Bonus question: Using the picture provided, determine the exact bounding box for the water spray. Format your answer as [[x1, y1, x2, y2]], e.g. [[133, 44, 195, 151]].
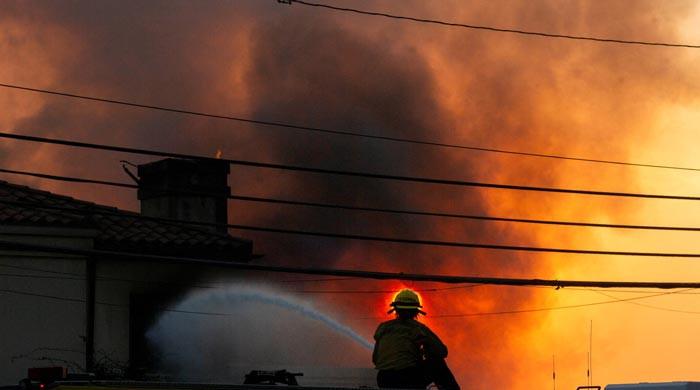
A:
[[157, 286, 374, 351]]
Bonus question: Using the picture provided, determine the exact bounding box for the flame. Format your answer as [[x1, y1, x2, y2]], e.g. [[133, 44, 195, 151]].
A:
[[215, 149, 222, 159]]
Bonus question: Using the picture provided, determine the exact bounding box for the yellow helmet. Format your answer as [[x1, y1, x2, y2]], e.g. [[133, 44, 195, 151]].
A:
[[388, 289, 426, 315]]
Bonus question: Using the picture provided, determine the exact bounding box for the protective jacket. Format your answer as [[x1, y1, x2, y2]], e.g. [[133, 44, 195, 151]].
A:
[[372, 318, 448, 371]]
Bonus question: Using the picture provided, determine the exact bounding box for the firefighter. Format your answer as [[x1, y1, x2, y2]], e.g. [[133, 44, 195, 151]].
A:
[[372, 289, 460, 390]]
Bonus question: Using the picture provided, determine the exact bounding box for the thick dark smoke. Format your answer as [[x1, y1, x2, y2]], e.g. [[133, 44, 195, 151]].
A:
[[1, 1, 699, 388]]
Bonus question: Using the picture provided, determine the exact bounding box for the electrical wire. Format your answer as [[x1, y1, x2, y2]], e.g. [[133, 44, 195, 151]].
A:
[[2, 189, 700, 257], [2, 239, 700, 288], [430, 290, 688, 317], [4, 263, 697, 296], [357, 290, 692, 319], [0, 262, 477, 292], [1, 285, 695, 318], [0, 261, 86, 276], [591, 289, 700, 314], [0, 271, 479, 293], [228, 224, 700, 257], [1, 83, 699, 172], [5, 172, 700, 233], [3, 134, 700, 200], [231, 195, 700, 232], [284, 0, 700, 49]]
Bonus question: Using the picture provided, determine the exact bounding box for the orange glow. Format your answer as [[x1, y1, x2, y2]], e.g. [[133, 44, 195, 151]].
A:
[[3, 2, 700, 389]]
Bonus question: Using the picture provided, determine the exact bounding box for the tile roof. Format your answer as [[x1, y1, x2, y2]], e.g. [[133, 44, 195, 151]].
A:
[[0, 180, 252, 261]]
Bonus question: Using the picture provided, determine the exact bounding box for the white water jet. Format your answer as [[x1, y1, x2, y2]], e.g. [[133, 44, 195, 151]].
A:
[[173, 286, 373, 350], [146, 285, 375, 384]]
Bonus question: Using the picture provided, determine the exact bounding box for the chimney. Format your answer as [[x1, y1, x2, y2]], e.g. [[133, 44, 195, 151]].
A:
[[137, 158, 230, 233]]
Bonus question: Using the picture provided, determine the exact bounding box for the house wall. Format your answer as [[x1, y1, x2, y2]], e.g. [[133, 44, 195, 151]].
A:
[[93, 260, 227, 376], [0, 225, 243, 383], [0, 226, 95, 385]]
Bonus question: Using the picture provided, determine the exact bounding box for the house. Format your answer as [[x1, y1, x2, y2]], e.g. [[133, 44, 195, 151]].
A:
[[0, 158, 252, 384]]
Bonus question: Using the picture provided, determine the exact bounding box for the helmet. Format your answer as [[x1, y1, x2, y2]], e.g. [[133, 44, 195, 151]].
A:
[[388, 289, 426, 315]]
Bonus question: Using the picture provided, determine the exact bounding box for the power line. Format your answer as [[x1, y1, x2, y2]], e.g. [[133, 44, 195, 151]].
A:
[[2, 239, 700, 288], [358, 290, 693, 319], [0, 284, 694, 319], [591, 290, 700, 314], [2, 173, 700, 257], [0, 272, 84, 281], [5, 263, 688, 297], [0, 270, 479, 294], [423, 291, 692, 317], [0, 83, 698, 172], [4, 261, 700, 296], [3, 133, 700, 200], [0, 286, 234, 316], [0, 262, 86, 277], [231, 195, 700, 232], [4, 178, 700, 234], [6, 262, 698, 298], [284, 0, 700, 49], [229, 224, 700, 257], [3, 188, 700, 258]]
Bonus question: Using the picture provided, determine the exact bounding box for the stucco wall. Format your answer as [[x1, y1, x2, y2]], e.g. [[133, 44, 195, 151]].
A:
[[0, 227, 95, 385], [0, 225, 242, 383]]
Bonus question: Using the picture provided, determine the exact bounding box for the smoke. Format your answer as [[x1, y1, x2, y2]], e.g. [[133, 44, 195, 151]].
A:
[[146, 285, 374, 385], [2, 1, 700, 388]]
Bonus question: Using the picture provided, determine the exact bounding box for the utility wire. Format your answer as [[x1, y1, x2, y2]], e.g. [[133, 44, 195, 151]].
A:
[[6, 263, 698, 296], [2, 239, 700, 288], [3, 263, 699, 316], [4, 177, 700, 233], [5, 262, 698, 297], [424, 291, 690, 317], [284, 0, 700, 49], [0, 83, 699, 172], [231, 195, 700, 232], [591, 289, 700, 314], [357, 290, 692, 319], [0, 271, 479, 293], [228, 224, 700, 257], [0, 261, 86, 277], [3, 133, 700, 200], [2, 187, 700, 257], [2, 171, 700, 256], [0, 284, 694, 318], [0, 286, 232, 316]]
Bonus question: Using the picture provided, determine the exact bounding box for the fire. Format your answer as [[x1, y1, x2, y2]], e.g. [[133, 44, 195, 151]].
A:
[[215, 149, 222, 159]]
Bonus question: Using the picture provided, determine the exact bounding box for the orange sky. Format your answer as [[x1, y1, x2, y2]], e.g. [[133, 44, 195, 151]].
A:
[[2, 1, 700, 389]]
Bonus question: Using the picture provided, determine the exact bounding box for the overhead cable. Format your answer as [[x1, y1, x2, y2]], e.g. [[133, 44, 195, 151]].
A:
[[591, 290, 700, 314], [0, 271, 478, 293], [3, 262, 696, 296], [231, 195, 700, 232], [283, 0, 700, 49], [357, 290, 692, 319], [2, 239, 700, 287], [2, 190, 700, 257], [3, 179, 700, 233], [1, 83, 699, 172], [229, 224, 700, 257], [3, 285, 691, 318], [1, 174, 700, 256], [2, 133, 700, 200]]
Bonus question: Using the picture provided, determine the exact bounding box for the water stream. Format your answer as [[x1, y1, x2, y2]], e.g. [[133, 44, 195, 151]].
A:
[[178, 286, 374, 350]]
